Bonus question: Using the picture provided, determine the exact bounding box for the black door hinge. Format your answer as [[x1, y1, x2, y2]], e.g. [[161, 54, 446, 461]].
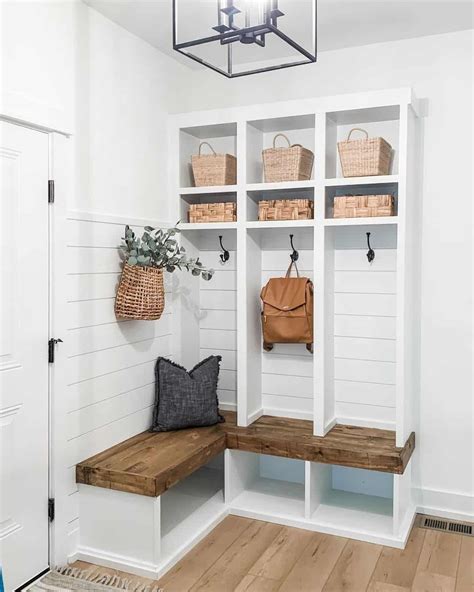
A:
[[48, 338, 63, 363], [48, 180, 55, 204], [48, 498, 55, 522]]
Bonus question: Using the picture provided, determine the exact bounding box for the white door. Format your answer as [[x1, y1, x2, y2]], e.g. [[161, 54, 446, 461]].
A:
[[0, 122, 49, 591]]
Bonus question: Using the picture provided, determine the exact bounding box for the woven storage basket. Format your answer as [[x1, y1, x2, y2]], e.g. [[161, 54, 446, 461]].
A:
[[188, 202, 237, 223], [191, 142, 237, 187], [333, 194, 395, 218], [337, 128, 392, 177], [259, 199, 314, 221], [262, 134, 314, 183], [115, 264, 165, 320]]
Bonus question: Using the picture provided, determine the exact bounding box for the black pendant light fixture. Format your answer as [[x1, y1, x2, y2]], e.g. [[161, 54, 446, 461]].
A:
[[173, 0, 317, 78]]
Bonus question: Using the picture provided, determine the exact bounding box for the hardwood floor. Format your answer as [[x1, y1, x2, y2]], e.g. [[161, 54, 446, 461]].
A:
[[72, 516, 473, 591]]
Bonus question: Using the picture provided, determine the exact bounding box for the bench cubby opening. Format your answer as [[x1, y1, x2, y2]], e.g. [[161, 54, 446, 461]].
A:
[[226, 450, 306, 520], [306, 463, 395, 542], [160, 453, 226, 561]]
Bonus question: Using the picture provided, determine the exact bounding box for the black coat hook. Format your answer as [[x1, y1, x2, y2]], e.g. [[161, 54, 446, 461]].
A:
[[219, 235, 230, 265], [366, 232, 375, 263], [289, 234, 299, 263]]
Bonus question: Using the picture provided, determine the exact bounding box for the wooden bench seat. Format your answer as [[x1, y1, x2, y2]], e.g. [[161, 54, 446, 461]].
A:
[[76, 411, 415, 497]]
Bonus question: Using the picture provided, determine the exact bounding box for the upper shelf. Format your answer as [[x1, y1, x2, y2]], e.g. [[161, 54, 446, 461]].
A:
[[180, 185, 238, 196], [325, 175, 399, 187], [247, 180, 315, 192], [325, 216, 399, 227]]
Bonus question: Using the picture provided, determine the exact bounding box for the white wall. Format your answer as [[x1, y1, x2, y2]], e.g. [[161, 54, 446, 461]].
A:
[[171, 30, 474, 519]]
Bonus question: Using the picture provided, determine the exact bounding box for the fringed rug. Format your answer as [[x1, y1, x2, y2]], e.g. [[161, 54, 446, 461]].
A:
[[27, 567, 162, 592]]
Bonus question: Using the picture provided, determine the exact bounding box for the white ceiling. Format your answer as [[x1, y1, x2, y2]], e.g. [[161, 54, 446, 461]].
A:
[[85, 0, 474, 70]]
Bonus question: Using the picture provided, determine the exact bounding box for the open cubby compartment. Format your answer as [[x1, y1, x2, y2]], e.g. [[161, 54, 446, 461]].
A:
[[179, 122, 238, 189], [325, 180, 399, 220], [325, 105, 400, 180], [177, 228, 237, 411], [246, 114, 316, 184], [316, 224, 398, 434], [306, 463, 394, 542], [160, 453, 226, 561], [247, 184, 315, 222], [226, 450, 306, 520], [179, 189, 238, 224], [242, 226, 315, 424]]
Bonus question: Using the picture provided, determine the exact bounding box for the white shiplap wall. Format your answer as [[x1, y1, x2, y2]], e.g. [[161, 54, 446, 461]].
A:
[[199, 249, 237, 409], [334, 248, 397, 428], [63, 213, 172, 553], [261, 249, 314, 419]]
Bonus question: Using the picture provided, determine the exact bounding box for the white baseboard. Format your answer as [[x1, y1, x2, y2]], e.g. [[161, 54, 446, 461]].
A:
[[414, 487, 474, 522]]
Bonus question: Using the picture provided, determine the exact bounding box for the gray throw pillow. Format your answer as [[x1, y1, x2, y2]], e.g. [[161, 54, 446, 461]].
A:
[[151, 356, 225, 432]]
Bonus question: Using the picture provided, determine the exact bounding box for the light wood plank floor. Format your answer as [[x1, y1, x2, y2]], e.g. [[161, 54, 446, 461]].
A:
[[72, 516, 474, 591]]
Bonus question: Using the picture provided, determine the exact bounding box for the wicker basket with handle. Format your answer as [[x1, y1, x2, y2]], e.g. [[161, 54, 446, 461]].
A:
[[191, 142, 237, 187], [115, 264, 165, 320], [259, 199, 314, 221], [189, 202, 237, 223], [337, 128, 392, 177], [262, 134, 314, 183], [333, 194, 395, 218]]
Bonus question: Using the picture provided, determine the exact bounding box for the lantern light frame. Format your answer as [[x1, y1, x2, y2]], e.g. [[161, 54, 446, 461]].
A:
[[172, 0, 317, 78]]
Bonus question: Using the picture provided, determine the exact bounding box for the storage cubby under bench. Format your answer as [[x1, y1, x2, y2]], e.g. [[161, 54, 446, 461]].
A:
[[75, 411, 415, 578]]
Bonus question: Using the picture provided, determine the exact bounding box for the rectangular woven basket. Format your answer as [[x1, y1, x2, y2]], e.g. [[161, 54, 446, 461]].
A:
[[258, 199, 314, 221], [262, 134, 314, 183], [333, 194, 395, 218], [188, 202, 237, 223], [191, 142, 237, 187], [338, 128, 392, 177]]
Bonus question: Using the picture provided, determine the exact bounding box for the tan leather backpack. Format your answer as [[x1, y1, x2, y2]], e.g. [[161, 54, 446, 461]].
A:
[[260, 262, 313, 353]]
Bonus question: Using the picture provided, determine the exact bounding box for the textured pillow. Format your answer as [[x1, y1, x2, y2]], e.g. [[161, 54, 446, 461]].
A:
[[151, 356, 225, 432]]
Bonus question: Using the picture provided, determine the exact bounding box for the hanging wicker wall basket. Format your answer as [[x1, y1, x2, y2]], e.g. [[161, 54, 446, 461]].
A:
[[115, 264, 165, 321]]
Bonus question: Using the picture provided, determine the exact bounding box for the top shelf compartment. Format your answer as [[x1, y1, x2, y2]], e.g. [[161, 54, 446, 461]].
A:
[[179, 122, 238, 188], [325, 105, 400, 180], [247, 114, 316, 185]]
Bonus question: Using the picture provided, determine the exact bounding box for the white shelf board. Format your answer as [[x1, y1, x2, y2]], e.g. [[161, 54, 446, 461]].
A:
[[311, 490, 394, 537], [230, 478, 305, 519], [179, 222, 238, 231], [246, 219, 314, 229], [179, 185, 238, 195], [325, 216, 399, 227], [325, 175, 399, 187], [247, 180, 315, 192]]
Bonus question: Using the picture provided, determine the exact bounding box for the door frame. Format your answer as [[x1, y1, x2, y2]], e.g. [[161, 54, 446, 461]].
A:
[[1, 114, 72, 575]]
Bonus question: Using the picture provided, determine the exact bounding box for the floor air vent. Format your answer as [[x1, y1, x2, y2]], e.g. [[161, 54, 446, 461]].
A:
[[448, 522, 473, 535], [419, 515, 473, 537]]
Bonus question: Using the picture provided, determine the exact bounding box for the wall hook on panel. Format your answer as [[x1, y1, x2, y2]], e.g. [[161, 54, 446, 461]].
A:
[[366, 232, 375, 263], [219, 235, 230, 265], [289, 234, 299, 263]]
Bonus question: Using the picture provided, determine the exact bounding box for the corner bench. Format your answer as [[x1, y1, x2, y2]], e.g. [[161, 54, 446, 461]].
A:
[[75, 412, 415, 577]]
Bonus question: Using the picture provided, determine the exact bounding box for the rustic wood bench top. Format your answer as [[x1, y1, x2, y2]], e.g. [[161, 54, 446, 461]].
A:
[[76, 411, 415, 497]]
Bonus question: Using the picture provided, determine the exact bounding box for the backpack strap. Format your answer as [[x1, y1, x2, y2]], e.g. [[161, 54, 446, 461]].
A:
[[285, 261, 300, 278]]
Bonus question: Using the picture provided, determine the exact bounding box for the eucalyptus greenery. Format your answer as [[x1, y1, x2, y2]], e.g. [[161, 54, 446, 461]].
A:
[[120, 225, 214, 281]]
